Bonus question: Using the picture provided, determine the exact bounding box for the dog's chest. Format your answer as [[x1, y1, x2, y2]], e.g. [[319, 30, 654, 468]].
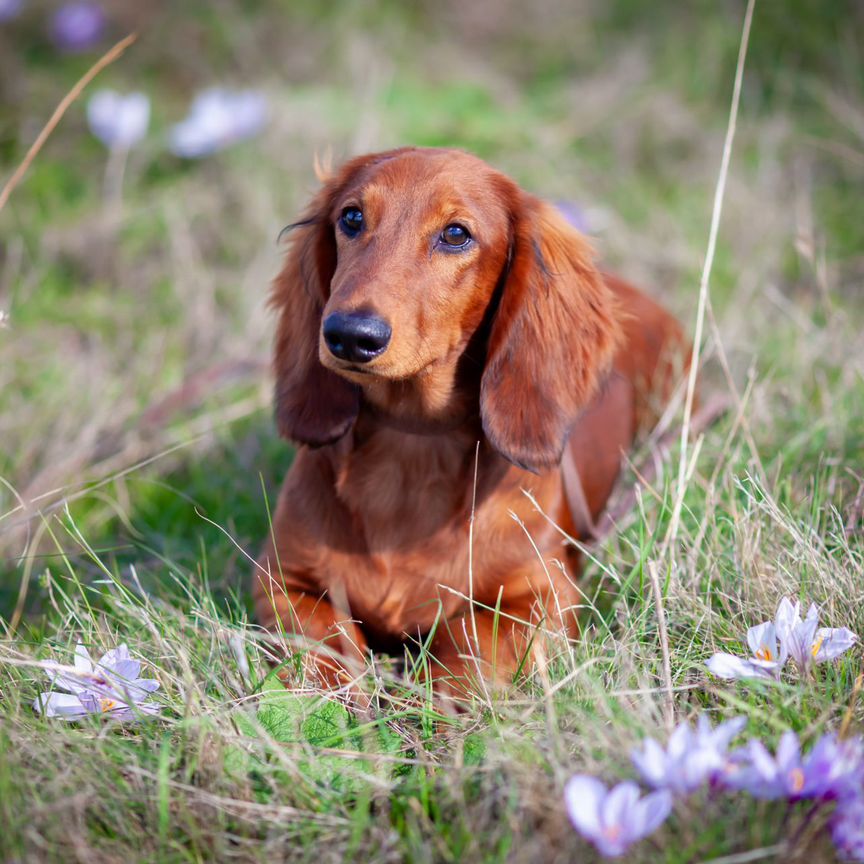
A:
[[324, 434, 562, 636]]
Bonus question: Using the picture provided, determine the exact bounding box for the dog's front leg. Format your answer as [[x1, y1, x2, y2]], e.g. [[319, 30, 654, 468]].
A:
[[426, 608, 536, 702], [254, 570, 368, 693]]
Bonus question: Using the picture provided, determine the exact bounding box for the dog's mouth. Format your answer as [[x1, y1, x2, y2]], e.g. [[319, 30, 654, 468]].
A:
[[322, 351, 437, 384], [321, 355, 378, 379]]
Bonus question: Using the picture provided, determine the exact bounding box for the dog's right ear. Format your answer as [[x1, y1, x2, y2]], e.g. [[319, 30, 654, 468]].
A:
[[270, 180, 360, 446]]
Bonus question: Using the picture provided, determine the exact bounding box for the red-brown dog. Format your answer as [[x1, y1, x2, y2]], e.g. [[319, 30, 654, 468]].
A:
[[255, 147, 686, 697]]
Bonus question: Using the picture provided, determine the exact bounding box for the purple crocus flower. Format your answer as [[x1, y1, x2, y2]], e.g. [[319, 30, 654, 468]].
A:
[[632, 715, 747, 795], [723, 730, 857, 801], [724, 731, 810, 799], [707, 619, 787, 681], [564, 775, 672, 858], [33, 643, 161, 721], [775, 598, 857, 673], [50, 2, 105, 53], [87, 90, 150, 149], [801, 733, 864, 801], [168, 88, 267, 158], [0, 0, 23, 23], [831, 792, 864, 862]]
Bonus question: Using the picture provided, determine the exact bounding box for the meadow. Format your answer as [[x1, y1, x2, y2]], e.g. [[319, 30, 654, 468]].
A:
[[1, 1, 863, 861]]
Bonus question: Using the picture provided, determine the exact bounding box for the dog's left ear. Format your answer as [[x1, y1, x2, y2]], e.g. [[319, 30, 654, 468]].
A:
[[480, 195, 620, 472]]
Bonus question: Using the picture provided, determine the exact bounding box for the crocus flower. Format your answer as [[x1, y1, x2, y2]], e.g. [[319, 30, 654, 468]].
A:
[[0, 0, 22, 23], [724, 731, 811, 799], [706, 619, 787, 681], [725, 729, 864, 805], [33, 643, 160, 721], [707, 598, 857, 680], [831, 792, 864, 862], [50, 2, 105, 53], [565, 775, 672, 858], [87, 90, 150, 149], [168, 88, 267, 158], [632, 715, 747, 795], [799, 733, 864, 801], [775, 597, 857, 673]]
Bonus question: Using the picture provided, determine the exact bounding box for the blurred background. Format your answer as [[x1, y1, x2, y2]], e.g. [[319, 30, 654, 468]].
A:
[[1, 0, 862, 620]]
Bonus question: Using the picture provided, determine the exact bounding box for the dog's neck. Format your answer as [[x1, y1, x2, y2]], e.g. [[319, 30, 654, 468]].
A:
[[329, 365, 511, 536], [355, 355, 482, 437]]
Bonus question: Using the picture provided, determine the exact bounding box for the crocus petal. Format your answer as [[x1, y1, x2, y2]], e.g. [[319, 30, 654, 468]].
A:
[[748, 656, 783, 671], [44, 643, 95, 692], [231, 91, 267, 138], [813, 627, 858, 662], [746, 621, 777, 660], [747, 739, 780, 782], [87, 91, 150, 148], [783, 618, 817, 670], [73, 643, 93, 673], [98, 644, 131, 668], [706, 653, 773, 680], [48, 673, 89, 694], [679, 747, 724, 792], [636, 789, 673, 836], [33, 692, 87, 718], [802, 733, 864, 799], [709, 717, 748, 750], [0, 0, 23, 23], [774, 597, 801, 641], [564, 774, 605, 838], [598, 781, 642, 857], [666, 724, 693, 759], [106, 658, 142, 684], [631, 738, 668, 787], [830, 794, 864, 860], [800, 612, 820, 651], [168, 88, 267, 158], [601, 780, 641, 830], [127, 677, 160, 695], [775, 731, 802, 771], [727, 740, 787, 799], [50, 2, 105, 53]]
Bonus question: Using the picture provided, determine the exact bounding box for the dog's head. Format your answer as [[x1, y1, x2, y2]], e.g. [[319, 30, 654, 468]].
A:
[[271, 147, 619, 472]]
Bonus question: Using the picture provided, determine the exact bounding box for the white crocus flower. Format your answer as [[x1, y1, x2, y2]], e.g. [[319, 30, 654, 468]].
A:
[[775, 598, 858, 673], [708, 597, 858, 682], [168, 88, 267, 158], [87, 90, 150, 149], [706, 620, 787, 681], [33, 643, 161, 721]]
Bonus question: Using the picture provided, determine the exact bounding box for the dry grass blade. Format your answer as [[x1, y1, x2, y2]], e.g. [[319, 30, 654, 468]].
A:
[[0, 33, 138, 213], [647, 560, 675, 731], [664, 0, 756, 555]]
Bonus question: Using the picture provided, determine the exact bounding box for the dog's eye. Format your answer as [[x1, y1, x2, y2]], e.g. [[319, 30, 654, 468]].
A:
[[340, 207, 364, 236], [440, 223, 471, 249]]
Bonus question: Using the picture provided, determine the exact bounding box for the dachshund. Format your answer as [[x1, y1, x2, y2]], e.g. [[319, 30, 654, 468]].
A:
[[255, 147, 688, 699]]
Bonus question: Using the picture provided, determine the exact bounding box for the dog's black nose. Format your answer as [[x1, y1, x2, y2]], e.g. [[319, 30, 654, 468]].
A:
[[323, 312, 392, 364]]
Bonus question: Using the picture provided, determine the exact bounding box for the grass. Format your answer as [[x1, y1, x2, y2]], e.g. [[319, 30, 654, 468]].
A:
[[1, 1, 863, 861]]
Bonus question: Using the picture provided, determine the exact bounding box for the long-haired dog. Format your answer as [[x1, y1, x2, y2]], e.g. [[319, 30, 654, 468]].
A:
[[255, 147, 687, 698]]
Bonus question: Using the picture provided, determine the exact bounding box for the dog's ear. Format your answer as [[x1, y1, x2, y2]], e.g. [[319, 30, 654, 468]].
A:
[[480, 194, 620, 472]]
